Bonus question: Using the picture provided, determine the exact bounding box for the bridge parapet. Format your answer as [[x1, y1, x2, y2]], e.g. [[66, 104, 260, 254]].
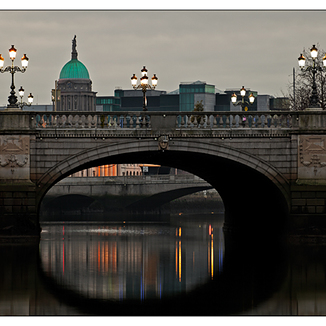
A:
[[32, 111, 296, 132], [1, 110, 326, 134]]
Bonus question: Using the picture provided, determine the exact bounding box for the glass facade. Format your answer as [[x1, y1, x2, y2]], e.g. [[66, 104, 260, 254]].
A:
[[96, 96, 120, 111], [179, 81, 216, 111], [94, 82, 280, 112]]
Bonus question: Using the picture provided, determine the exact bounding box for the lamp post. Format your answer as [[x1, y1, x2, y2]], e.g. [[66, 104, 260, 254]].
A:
[[0, 45, 29, 109], [18, 86, 33, 109], [231, 86, 255, 111], [131, 66, 158, 111], [298, 44, 326, 108]]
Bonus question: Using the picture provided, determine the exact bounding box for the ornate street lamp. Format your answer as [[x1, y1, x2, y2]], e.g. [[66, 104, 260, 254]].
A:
[[298, 44, 326, 108], [231, 86, 255, 111], [131, 66, 158, 111], [0, 45, 29, 109], [18, 86, 33, 109]]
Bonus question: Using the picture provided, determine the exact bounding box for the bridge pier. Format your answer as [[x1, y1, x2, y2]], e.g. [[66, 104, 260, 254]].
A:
[[0, 114, 40, 240], [290, 183, 326, 234], [0, 182, 40, 239]]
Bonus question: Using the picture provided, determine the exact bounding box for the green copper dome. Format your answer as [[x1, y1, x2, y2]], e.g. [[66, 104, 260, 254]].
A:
[[59, 59, 90, 79]]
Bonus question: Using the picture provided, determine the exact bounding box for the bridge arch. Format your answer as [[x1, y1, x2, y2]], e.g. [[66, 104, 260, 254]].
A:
[[37, 138, 290, 237]]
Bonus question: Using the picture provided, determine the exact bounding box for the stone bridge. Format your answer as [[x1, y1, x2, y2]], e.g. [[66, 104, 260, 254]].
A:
[[1, 110, 326, 239], [41, 174, 213, 216]]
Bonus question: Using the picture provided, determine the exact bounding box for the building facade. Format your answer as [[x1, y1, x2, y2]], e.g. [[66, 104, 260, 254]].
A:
[[95, 80, 284, 112]]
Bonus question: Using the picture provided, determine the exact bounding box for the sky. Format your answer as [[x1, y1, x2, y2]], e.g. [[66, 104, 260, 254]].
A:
[[0, 9, 326, 105]]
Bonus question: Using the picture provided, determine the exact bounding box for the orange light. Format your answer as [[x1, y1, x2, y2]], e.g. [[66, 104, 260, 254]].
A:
[[179, 240, 182, 282], [211, 239, 214, 279]]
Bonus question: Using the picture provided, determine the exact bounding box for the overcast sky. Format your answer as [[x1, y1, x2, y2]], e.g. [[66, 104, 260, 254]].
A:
[[0, 10, 325, 105]]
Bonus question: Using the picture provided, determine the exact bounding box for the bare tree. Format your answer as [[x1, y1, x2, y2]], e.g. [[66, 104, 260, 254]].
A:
[[288, 44, 326, 110]]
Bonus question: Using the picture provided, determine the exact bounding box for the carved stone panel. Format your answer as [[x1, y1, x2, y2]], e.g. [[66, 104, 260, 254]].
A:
[[298, 135, 326, 181], [0, 135, 30, 180]]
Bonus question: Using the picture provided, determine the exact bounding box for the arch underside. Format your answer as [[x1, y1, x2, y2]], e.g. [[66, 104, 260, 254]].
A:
[[37, 139, 290, 236]]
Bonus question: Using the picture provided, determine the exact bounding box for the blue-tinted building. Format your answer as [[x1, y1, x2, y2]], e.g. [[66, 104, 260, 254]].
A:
[[96, 81, 224, 112], [179, 81, 216, 111], [94, 81, 287, 112]]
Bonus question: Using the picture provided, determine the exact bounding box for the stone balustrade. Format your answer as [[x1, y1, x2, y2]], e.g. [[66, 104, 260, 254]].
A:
[[32, 111, 295, 130]]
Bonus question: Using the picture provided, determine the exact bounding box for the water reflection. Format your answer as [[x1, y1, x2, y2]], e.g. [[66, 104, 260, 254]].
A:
[[2, 215, 326, 315], [39, 217, 225, 301]]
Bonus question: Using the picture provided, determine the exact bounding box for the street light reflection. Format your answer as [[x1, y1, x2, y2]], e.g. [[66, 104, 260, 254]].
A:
[[40, 219, 225, 301]]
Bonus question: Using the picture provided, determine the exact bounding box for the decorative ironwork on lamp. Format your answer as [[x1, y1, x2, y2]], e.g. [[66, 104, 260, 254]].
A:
[[131, 66, 158, 111], [231, 86, 255, 111], [298, 44, 326, 108], [0, 45, 30, 109]]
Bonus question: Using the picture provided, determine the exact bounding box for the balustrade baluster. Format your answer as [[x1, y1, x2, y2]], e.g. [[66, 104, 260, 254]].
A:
[[135, 115, 140, 129], [185, 115, 190, 128], [248, 115, 253, 128], [141, 114, 147, 128], [107, 115, 112, 128], [234, 115, 240, 128], [222, 115, 227, 128], [122, 115, 127, 128], [90, 114, 95, 128], [192, 115, 198, 128], [253, 115, 259, 128], [175, 115, 179, 128], [280, 114, 286, 128], [213, 115, 218, 128], [84, 115, 90, 128], [229, 115, 234, 128], [199, 115, 205, 128], [147, 115, 152, 129], [178, 115, 183, 128], [272, 115, 278, 128], [207, 114, 213, 128], [51, 115, 56, 128], [78, 115, 84, 128], [39, 115, 44, 128]]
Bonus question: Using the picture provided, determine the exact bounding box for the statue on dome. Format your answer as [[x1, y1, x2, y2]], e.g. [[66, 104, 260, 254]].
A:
[[72, 35, 77, 60]]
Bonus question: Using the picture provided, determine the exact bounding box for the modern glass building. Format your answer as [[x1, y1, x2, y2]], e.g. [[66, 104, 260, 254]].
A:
[[179, 81, 216, 111], [94, 81, 287, 112], [96, 89, 179, 112], [96, 96, 120, 111]]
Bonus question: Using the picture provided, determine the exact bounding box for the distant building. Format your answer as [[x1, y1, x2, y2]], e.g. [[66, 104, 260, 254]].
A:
[[179, 81, 216, 111], [270, 97, 290, 110], [257, 95, 270, 111], [95, 81, 288, 112], [54, 35, 97, 112]]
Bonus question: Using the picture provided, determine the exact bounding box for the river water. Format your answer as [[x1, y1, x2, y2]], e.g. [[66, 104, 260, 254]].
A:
[[1, 214, 326, 316]]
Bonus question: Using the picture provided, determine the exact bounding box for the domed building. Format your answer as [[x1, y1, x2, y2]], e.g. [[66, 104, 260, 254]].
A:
[[56, 36, 97, 111]]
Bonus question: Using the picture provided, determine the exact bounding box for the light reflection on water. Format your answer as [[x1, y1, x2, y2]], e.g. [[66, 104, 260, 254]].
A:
[[39, 216, 225, 301], [2, 214, 326, 315]]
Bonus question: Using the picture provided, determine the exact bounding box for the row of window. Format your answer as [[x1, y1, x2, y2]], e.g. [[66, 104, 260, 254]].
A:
[[97, 97, 120, 105], [179, 85, 215, 94], [122, 171, 142, 176]]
